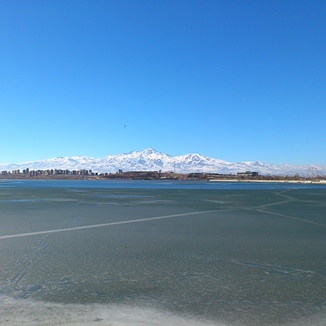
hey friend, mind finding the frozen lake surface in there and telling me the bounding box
[0,180,325,325]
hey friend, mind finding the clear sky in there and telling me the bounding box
[0,0,325,165]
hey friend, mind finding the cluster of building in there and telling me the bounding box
[1,168,98,177]
[0,168,261,180]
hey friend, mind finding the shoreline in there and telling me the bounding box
[0,176,325,185]
[1,170,325,184]
[209,179,326,184]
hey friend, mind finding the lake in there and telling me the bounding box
[0,180,325,325]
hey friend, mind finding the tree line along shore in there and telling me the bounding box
[0,169,325,183]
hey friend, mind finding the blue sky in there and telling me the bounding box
[1,0,325,165]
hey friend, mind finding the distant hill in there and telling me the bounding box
[0,148,325,176]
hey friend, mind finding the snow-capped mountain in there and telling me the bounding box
[0,148,325,176]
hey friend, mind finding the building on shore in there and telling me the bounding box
[237,171,259,177]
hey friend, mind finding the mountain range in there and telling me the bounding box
[0,148,324,177]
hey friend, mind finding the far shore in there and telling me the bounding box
[0,171,325,184]
[209,179,326,184]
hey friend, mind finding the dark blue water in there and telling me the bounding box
[1,179,325,190]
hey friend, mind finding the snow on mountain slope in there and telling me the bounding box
[0,148,325,176]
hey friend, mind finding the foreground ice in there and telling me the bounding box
[1,295,326,326]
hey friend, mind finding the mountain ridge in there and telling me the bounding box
[0,148,325,177]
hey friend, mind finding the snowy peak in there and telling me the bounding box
[0,149,325,176]
[140,148,159,156]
